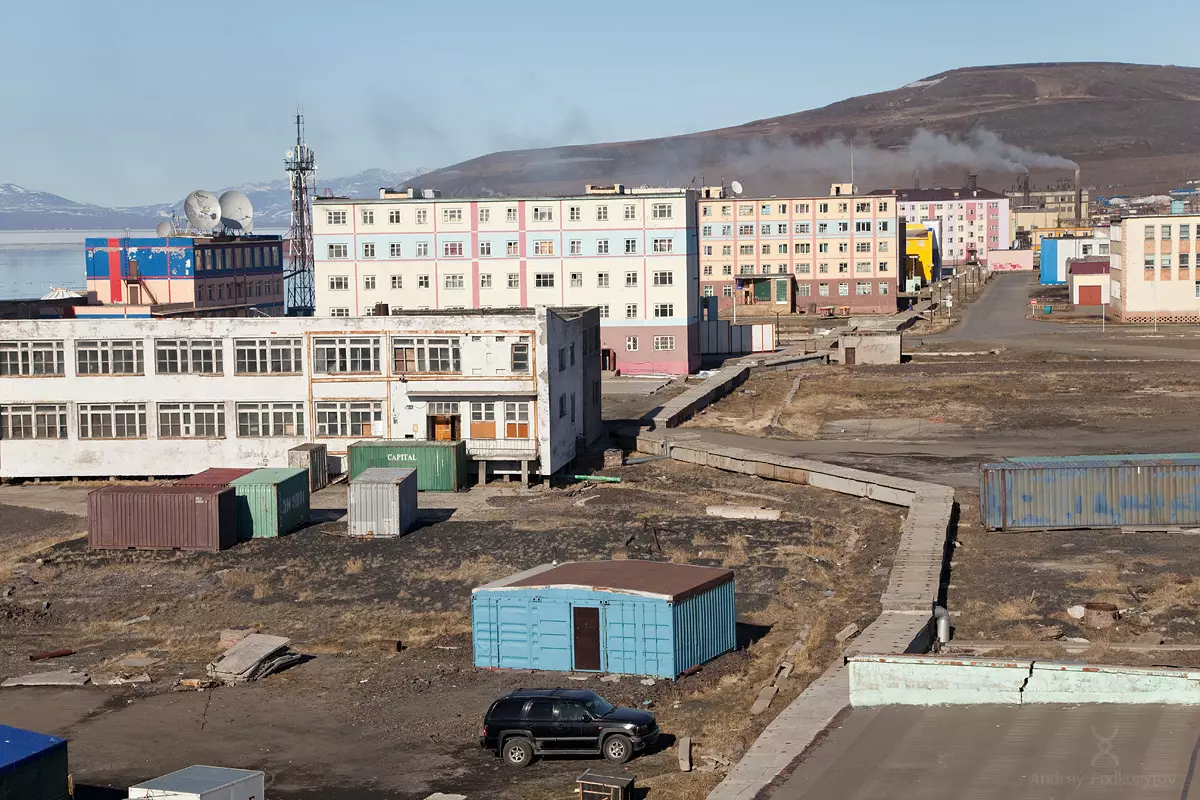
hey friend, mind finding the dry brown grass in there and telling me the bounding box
[344,557,365,575]
[407,555,514,585]
[994,596,1040,621]
[0,531,86,575]
[219,568,269,593]
[1069,567,1125,592]
[1143,574,1200,615]
[722,534,749,567]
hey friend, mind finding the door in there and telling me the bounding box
[844,347,856,366]
[601,348,615,371]
[429,415,459,441]
[525,699,557,751]
[572,606,601,671]
[1078,285,1102,306]
[775,278,788,304]
[553,700,588,751]
[470,402,496,439]
[753,279,771,303]
[505,402,530,438]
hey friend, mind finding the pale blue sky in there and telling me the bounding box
[3,0,1197,206]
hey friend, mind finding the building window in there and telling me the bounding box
[507,273,520,289]
[879,282,890,295]
[856,282,872,296]
[1182,254,1192,268]
[384,242,400,259]
[1163,225,1173,239]
[797,263,811,274]
[315,400,383,438]
[157,402,226,439]
[533,206,554,222]
[818,223,829,235]
[740,244,754,256]
[593,239,609,255]
[597,272,610,288]
[477,241,492,257]
[624,204,636,220]
[534,272,555,288]
[762,264,773,274]
[363,275,376,290]
[855,242,871,253]
[625,336,638,351]
[567,239,582,256]
[0,404,67,440]
[878,261,889,273]
[392,336,461,374]
[624,238,638,254]
[856,261,871,273]
[313,337,382,374]
[653,335,675,351]
[235,401,304,437]
[415,209,428,224]
[76,339,143,376]
[798,283,811,297]
[598,304,609,318]
[326,210,347,225]
[154,339,222,375]
[797,243,811,255]
[646,202,672,220]
[838,223,849,234]
[387,209,402,224]
[653,270,674,286]
[0,341,64,376]
[1144,256,1156,269]
[761,244,771,255]
[418,275,430,288]
[702,265,713,276]
[838,262,850,274]
[329,307,350,317]
[77,403,146,439]
[703,285,714,297]
[416,242,430,257]
[878,220,890,233]
[505,207,517,223]
[444,241,464,257]
[533,240,554,256]
[595,205,608,221]
[654,303,674,318]
[738,224,754,236]
[478,207,491,223]
[722,285,732,297]
[329,275,349,291]
[1162,256,1173,268]
[652,238,673,253]
[839,283,852,298]
[568,205,581,222]
[570,272,583,287]
[625,271,638,287]
[444,273,464,290]
[359,209,374,225]
[818,283,829,296]
[480,273,493,289]
[510,343,530,373]
[625,303,639,319]
[442,208,463,223]
[722,264,732,275]
[361,242,376,259]
[328,244,348,259]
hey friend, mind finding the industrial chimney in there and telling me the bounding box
[1074,167,1083,224]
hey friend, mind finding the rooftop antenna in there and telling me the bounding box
[284,109,317,315]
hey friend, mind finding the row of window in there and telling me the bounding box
[701,201,892,217]
[329,202,674,228]
[1143,254,1196,269]
[330,269,677,293]
[200,279,282,303]
[0,400,536,441]
[701,220,894,238]
[196,245,282,271]
[706,241,891,257]
[700,261,891,276]
[328,236,674,261]
[620,335,675,352]
[1145,224,1198,240]
[698,282,890,299]
[0,337,530,378]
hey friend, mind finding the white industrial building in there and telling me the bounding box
[1110,214,1200,323]
[0,308,601,480]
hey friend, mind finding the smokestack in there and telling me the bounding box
[1019,173,1030,206]
[913,170,920,190]
[967,173,978,191]
[1080,165,1089,224]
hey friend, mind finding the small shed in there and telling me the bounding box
[832,331,902,365]
[1068,258,1111,306]
[128,765,264,800]
[577,768,636,800]
[0,724,70,800]
[472,560,736,678]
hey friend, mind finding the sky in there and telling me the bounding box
[3,0,1198,207]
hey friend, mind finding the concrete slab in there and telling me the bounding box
[2,669,90,687]
[601,377,673,396]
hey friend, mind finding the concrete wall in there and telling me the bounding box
[0,309,590,478]
[831,332,901,365]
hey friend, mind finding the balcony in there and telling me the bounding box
[465,438,538,460]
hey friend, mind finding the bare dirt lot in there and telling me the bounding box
[0,460,902,800]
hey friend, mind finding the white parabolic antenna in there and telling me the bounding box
[155,220,172,237]
[731,180,743,195]
[184,190,221,232]
[218,190,254,232]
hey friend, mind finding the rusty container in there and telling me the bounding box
[88,485,237,552]
[176,468,257,487]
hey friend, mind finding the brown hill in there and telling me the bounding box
[411,63,1200,198]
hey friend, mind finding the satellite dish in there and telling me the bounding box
[218,190,254,232]
[731,180,743,196]
[184,190,221,232]
[155,220,172,237]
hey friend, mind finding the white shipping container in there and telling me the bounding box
[128,765,265,800]
[348,467,419,537]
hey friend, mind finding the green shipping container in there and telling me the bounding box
[347,440,468,492]
[227,468,311,540]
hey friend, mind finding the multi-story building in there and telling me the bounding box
[904,224,940,286]
[0,307,601,481]
[869,183,1011,268]
[1039,233,1109,285]
[1109,214,1200,323]
[1005,181,1090,223]
[83,234,286,318]
[696,185,901,315]
[313,185,698,375]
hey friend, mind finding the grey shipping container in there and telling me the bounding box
[88,485,237,551]
[980,454,1200,530]
[347,440,467,491]
[288,443,329,493]
[348,468,419,537]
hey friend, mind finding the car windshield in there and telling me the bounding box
[581,694,614,717]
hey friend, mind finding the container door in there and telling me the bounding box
[844,347,856,366]
[572,606,601,671]
[470,402,496,439]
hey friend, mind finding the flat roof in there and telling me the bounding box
[479,559,734,602]
[316,191,690,204]
[131,765,262,793]
[774,704,1200,799]
[0,725,65,772]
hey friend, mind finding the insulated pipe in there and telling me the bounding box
[933,606,951,645]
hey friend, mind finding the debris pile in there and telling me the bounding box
[206,634,303,685]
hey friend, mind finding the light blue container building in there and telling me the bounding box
[472,560,736,679]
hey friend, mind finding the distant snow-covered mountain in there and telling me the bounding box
[0,168,428,231]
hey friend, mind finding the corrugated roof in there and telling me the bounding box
[481,560,734,602]
[131,766,262,793]
[177,468,256,486]
[353,467,417,483]
[1068,258,1111,275]
[987,453,1200,469]
[0,725,66,773]
[89,484,229,497]
[229,467,307,485]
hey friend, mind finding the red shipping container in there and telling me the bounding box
[176,468,257,487]
[88,485,238,552]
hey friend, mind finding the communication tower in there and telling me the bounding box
[284,112,317,315]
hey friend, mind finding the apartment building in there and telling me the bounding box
[313,186,698,375]
[869,184,1011,267]
[83,235,285,317]
[0,307,601,480]
[696,185,902,315]
[1109,214,1200,323]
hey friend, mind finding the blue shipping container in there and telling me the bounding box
[472,560,736,679]
[980,454,1200,530]
[0,725,70,800]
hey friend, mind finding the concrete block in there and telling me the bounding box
[808,472,868,497]
[2,669,90,687]
[1023,662,1200,704]
[847,654,1031,706]
[750,684,779,715]
[678,736,692,772]
[706,505,782,521]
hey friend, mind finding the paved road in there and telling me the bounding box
[928,272,1045,341]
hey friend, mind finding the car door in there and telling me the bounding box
[553,700,587,751]
[525,699,557,751]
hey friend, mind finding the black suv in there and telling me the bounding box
[480,688,658,767]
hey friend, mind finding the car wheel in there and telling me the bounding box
[603,733,632,764]
[502,737,534,768]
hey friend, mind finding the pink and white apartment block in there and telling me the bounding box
[697,184,902,314]
[313,186,699,375]
[868,186,1011,267]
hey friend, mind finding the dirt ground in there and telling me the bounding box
[945,488,1200,668]
[0,460,902,800]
